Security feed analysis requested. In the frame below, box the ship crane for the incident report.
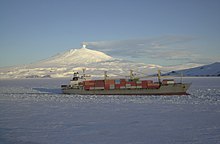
[129,70,140,81]
[104,71,108,80]
[157,69,161,84]
[130,70,134,80]
[81,68,91,80]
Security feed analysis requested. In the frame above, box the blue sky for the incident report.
[0,0,219,67]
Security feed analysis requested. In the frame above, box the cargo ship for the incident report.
[61,70,191,95]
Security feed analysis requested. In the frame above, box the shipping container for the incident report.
[147,83,160,89]
[115,84,121,89]
[94,80,105,87]
[89,87,95,90]
[120,79,126,85]
[115,79,120,84]
[105,80,115,85]
[84,83,95,86]
[84,80,95,86]
[136,83,142,86]
[110,84,115,90]
[142,85,148,89]
[84,85,91,90]
[126,81,136,86]
[120,82,126,86]
[131,86,137,89]
[95,80,105,84]
[126,84,131,87]
[142,80,153,84]
[136,86,142,88]
[94,87,104,90]
[95,83,105,87]
[104,84,110,90]
[136,81,142,84]
[120,86,126,89]
[95,80,104,83]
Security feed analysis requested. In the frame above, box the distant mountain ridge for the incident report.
[0,45,215,79]
[164,62,220,77]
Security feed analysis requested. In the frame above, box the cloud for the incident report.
[85,35,216,65]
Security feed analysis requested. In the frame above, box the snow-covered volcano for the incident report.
[0,46,159,78]
[0,45,204,79]
[31,46,113,68]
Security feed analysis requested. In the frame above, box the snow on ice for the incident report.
[0,77,220,144]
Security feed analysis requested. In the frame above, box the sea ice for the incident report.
[0,78,220,144]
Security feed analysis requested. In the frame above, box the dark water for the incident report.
[0,77,220,144]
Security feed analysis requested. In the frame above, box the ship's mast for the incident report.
[82,68,86,78]
[72,72,79,81]
[180,72,183,83]
[104,71,108,80]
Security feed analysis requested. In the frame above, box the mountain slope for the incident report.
[0,46,162,79]
[165,62,220,77]
[0,46,211,79]
[30,47,113,68]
